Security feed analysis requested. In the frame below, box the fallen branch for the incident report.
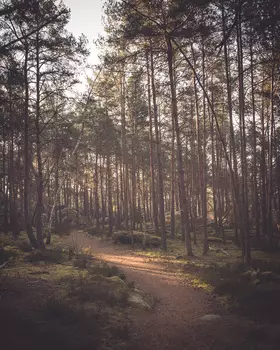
[0,261,9,269]
[209,247,230,256]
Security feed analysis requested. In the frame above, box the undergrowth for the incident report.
[0,231,131,350]
[133,233,280,324]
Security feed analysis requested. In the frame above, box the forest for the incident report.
[1,0,280,349]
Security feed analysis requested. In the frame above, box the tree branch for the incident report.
[0,9,68,54]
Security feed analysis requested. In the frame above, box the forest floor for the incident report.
[1,230,280,350]
[64,231,280,350]
[0,232,133,350]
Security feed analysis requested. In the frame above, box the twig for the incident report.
[0,261,9,269]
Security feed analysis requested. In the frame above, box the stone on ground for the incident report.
[200,314,221,321]
[129,293,151,310]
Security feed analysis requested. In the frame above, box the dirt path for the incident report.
[66,232,254,350]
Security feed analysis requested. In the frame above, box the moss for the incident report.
[190,277,213,291]
[0,232,131,350]
[88,262,126,280]
[72,253,90,269]
[24,248,65,264]
[0,245,20,262]
[87,226,100,236]
[112,230,161,247]
[65,274,129,306]
[208,236,224,243]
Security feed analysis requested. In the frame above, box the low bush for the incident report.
[0,245,21,263]
[208,236,224,243]
[112,230,161,247]
[87,226,100,236]
[112,231,132,244]
[16,239,33,252]
[67,275,129,306]
[24,248,64,264]
[73,254,89,269]
[88,262,126,280]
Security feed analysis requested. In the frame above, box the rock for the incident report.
[108,276,127,285]
[134,288,145,296]
[259,271,280,283]
[87,227,99,236]
[200,314,221,321]
[175,256,184,260]
[242,268,259,278]
[128,293,151,310]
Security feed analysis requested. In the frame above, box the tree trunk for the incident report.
[146,50,159,236]
[150,45,166,250]
[23,41,37,248]
[166,37,192,255]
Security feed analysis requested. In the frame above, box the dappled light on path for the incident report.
[64,231,252,350]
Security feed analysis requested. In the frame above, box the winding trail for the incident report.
[66,231,253,350]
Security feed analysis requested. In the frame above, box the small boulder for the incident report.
[146,234,161,248]
[112,231,131,244]
[87,227,99,236]
[108,276,127,286]
[200,314,221,321]
[128,293,151,310]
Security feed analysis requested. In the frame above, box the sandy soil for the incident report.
[65,231,262,350]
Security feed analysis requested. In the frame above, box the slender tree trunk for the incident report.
[35,30,45,249]
[170,107,175,239]
[250,40,260,239]
[201,41,209,254]
[75,152,79,226]
[222,1,239,244]
[236,3,250,262]
[23,41,37,247]
[146,50,159,235]
[166,37,192,255]
[107,154,113,235]
[268,61,275,246]
[8,81,20,238]
[95,152,100,231]
[115,157,121,230]
[150,45,166,250]
[120,72,129,230]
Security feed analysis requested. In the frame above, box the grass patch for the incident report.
[24,248,65,264]
[88,262,126,280]
[67,274,129,306]
[0,232,34,264]
[0,231,132,350]
[133,235,280,323]
[112,230,161,247]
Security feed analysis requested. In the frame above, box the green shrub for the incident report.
[112,231,161,247]
[87,226,100,236]
[73,254,89,269]
[0,245,20,262]
[208,236,224,243]
[16,239,33,252]
[146,235,161,247]
[24,248,64,264]
[88,263,126,280]
[112,231,131,244]
[68,276,128,306]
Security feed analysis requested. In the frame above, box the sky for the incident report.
[63,0,104,65]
